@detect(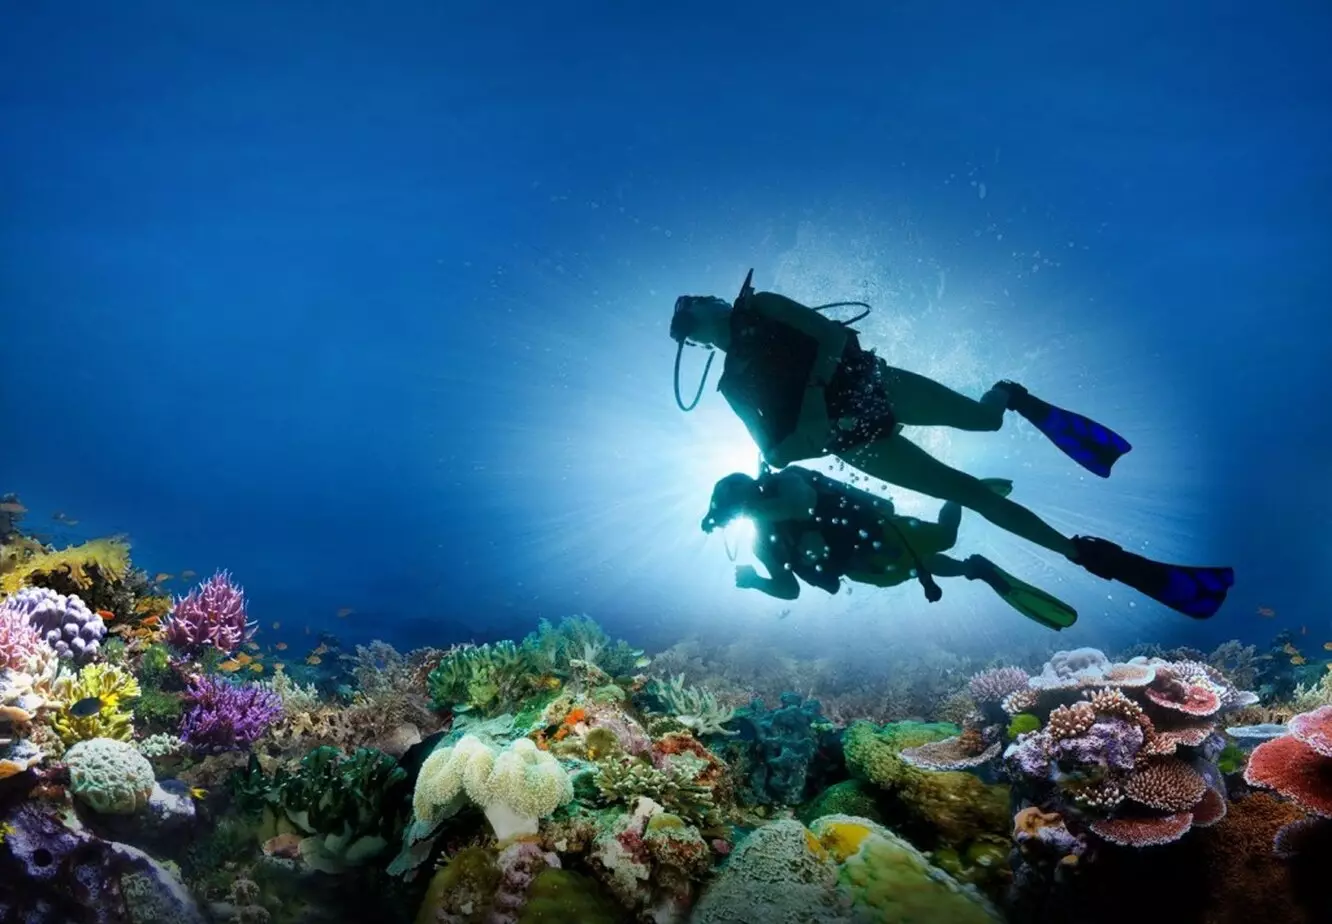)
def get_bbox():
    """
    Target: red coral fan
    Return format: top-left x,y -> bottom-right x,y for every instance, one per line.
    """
1140,722 -> 1216,757
1145,681 -> 1221,717
1244,734 -> 1332,817
1288,705 -> 1332,758
1191,786 -> 1227,828
1088,811 -> 1194,847
1125,757 -> 1207,812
